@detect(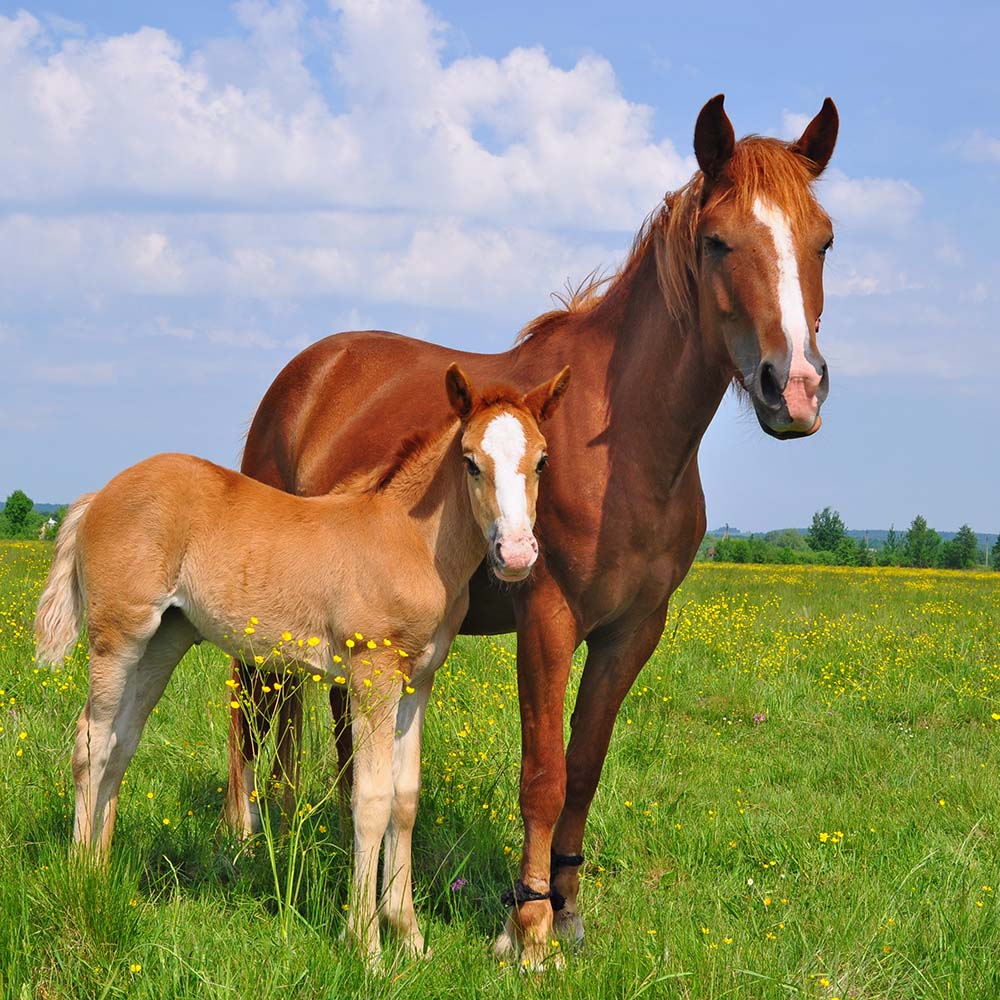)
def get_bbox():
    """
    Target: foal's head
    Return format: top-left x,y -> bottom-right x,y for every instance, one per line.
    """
445,364 -> 571,582
684,94 -> 839,439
